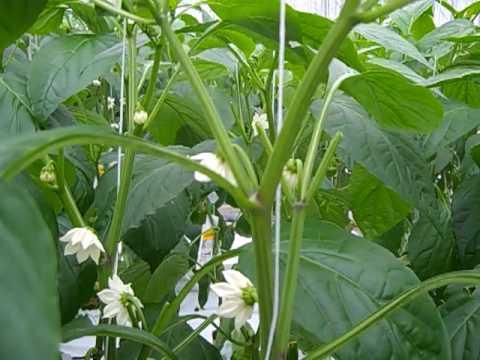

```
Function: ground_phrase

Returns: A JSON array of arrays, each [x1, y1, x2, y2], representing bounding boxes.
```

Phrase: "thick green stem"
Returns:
[[305, 271, 480, 359], [147, 0, 253, 195], [274, 205, 306, 355], [356, 0, 416, 22], [57, 150, 86, 228], [250, 209, 273, 358], [259, 0, 361, 206]]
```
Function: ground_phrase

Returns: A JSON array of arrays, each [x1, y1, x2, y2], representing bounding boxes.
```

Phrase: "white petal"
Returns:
[[59, 230, 73, 243], [92, 238, 105, 253], [64, 241, 81, 256], [211, 282, 242, 298], [191, 152, 216, 163], [103, 302, 122, 318], [86, 246, 101, 265], [108, 275, 125, 292], [98, 289, 119, 304], [218, 298, 244, 318], [222, 270, 252, 289], [234, 306, 253, 330], [116, 308, 131, 327], [76, 249, 90, 264], [194, 171, 212, 183]]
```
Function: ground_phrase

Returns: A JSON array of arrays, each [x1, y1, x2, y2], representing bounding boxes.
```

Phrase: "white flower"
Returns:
[[133, 110, 148, 125], [211, 270, 257, 330], [191, 152, 237, 186], [98, 275, 143, 327], [92, 79, 101, 87], [60, 227, 105, 265], [107, 96, 115, 110], [251, 113, 269, 137]]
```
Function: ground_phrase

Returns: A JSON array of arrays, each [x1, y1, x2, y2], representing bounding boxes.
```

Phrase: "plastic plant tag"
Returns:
[[196, 214, 219, 269]]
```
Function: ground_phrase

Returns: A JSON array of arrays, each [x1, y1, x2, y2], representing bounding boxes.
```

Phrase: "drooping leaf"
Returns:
[[240, 220, 450, 360], [0, 0, 47, 49], [0, 181, 60, 359], [349, 164, 411, 239], [341, 70, 443, 133], [440, 288, 480, 360], [452, 175, 480, 268], [422, 66, 480, 87], [354, 23, 430, 67], [29, 34, 120, 119]]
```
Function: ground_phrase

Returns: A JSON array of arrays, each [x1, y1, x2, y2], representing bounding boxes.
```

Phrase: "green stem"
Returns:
[[356, 0, 416, 22], [305, 132, 342, 203], [305, 271, 480, 359], [250, 209, 273, 358], [56, 150, 86, 228], [300, 75, 350, 200], [147, 0, 253, 195], [258, 0, 361, 206], [91, 0, 155, 24], [104, 31, 137, 256], [274, 205, 306, 355], [62, 324, 176, 359], [143, 45, 162, 111]]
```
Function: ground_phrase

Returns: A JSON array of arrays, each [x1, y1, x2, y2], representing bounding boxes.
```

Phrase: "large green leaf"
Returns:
[[0, 181, 60, 359], [423, 102, 480, 157], [0, 0, 47, 49], [389, 0, 433, 35], [318, 95, 454, 277], [349, 164, 411, 239], [440, 288, 480, 360], [240, 220, 450, 360], [341, 70, 443, 133], [442, 76, 480, 108], [452, 175, 480, 268], [354, 23, 430, 67], [28, 34, 119, 119]]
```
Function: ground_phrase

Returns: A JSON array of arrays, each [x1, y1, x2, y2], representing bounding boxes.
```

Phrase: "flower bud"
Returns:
[[133, 110, 148, 125], [40, 162, 57, 185], [92, 79, 101, 87], [283, 158, 302, 193]]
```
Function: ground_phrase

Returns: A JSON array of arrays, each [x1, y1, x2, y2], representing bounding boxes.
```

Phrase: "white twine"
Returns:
[[112, 19, 128, 277], [265, 0, 287, 358]]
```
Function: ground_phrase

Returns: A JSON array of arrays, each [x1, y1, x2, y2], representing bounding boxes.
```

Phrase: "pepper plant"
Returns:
[[2, 0, 480, 359]]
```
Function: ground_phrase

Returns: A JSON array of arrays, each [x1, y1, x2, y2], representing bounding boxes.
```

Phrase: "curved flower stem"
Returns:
[[305, 271, 480, 359], [137, 249, 242, 360], [300, 74, 351, 200], [146, 0, 254, 196], [56, 150, 86, 228]]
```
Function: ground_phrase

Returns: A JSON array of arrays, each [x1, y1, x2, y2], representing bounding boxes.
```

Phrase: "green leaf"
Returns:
[[122, 155, 194, 233], [442, 76, 480, 108], [0, 0, 47, 49], [354, 23, 430, 67], [423, 102, 480, 157], [341, 70, 443, 133], [30, 2, 65, 35], [440, 288, 480, 360], [0, 181, 60, 359], [422, 66, 480, 87], [29, 34, 119, 119], [0, 71, 36, 135], [452, 175, 480, 268], [319, 95, 454, 277], [389, 0, 433, 35], [349, 164, 411, 239], [240, 220, 450, 360], [367, 57, 426, 84]]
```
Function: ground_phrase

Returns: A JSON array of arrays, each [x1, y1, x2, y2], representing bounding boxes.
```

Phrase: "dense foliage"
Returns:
[[2, 0, 480, 359]]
